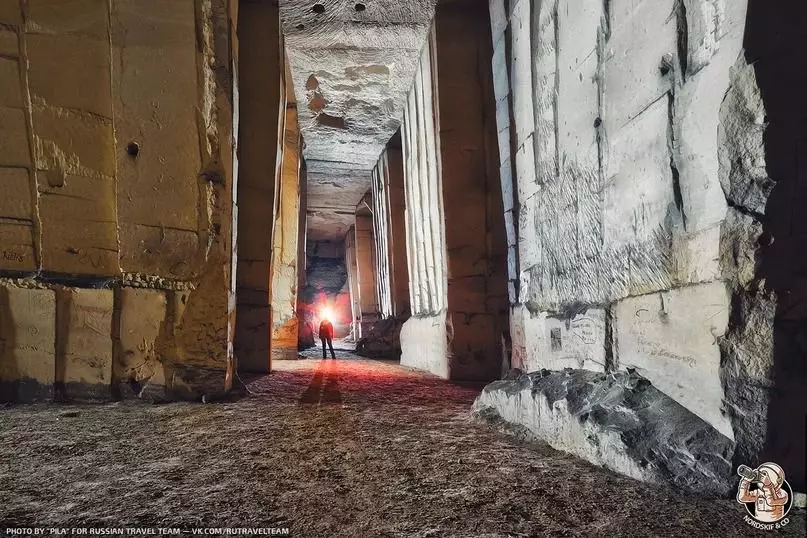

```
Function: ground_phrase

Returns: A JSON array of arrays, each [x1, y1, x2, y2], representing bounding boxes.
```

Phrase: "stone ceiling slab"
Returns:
[[306, 166, 372, 239]]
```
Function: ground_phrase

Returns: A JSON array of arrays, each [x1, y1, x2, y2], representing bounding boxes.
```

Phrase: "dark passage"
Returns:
[[745, 0, 807, 492]]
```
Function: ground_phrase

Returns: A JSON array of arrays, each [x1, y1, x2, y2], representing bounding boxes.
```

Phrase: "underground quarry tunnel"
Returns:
[[0, 0, 805, 535]]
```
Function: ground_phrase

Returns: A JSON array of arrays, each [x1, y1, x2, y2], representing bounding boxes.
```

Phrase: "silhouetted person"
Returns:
[[319, 318, 336, 359]]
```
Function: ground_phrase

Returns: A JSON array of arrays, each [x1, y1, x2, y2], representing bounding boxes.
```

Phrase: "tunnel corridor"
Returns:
[[235, 0, 509, 382], [0, 0, 806, 532]]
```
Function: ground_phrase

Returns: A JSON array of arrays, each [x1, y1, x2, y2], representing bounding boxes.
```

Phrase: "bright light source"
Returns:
[[319, 306, 334, 322]]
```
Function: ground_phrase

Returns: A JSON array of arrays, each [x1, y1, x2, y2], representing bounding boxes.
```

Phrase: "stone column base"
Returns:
[[400, 312, 449, 379], [271, 347, 301, 361]]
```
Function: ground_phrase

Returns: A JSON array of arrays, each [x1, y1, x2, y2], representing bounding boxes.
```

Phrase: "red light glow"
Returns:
[[319, 306, 334, 322]]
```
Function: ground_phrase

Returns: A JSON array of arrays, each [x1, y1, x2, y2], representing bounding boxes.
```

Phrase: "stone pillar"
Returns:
[[296, 160, 309, 347], [371, 153, 393, 319], [399, 8, 507, 382], [269, 104, 301, 361], [385, 144, 410, 318], [344, 228, 361, 341], [488, 0, 518, 309], [399, 32, 450, 379], [436, 3, 508, 381], [234, 0, 283, 373], [355, 211, 379, 337]]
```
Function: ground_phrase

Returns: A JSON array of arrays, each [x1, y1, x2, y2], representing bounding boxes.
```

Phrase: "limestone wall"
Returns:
[[0, 0, 238, 402], [730, 0, 807, 490], [351, 143, 411, 358], [435, 1, 509, 381], [488, 0, 802, 476]]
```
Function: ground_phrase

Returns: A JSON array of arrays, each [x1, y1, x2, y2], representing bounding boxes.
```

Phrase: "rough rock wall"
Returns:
[[490, 0, 803, 489], [234, 0, 283, 373], [400, 36, 447, 316], [399, 4, 508, 381], [724, 0, 807, 491], [492, 0, 744, 435], [474, 369, 736, 496], [0, 0, 237, 402], [270, 104, 302, 360]]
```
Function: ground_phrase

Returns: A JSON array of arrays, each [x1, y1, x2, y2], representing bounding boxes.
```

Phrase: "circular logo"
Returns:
[[737, 462, 793, 528]]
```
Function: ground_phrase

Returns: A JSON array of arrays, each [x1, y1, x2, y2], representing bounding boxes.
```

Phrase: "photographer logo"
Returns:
[[736, 462, 793, 530]]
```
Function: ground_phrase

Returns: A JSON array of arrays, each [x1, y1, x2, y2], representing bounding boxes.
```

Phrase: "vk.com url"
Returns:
[[189, 530, 289, 536]]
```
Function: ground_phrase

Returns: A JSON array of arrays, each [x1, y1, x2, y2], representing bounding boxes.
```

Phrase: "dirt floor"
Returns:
[[1, 349, 804, 537]]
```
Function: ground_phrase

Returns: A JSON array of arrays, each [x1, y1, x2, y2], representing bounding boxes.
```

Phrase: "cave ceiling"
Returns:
[[279, 0, 437, 240]]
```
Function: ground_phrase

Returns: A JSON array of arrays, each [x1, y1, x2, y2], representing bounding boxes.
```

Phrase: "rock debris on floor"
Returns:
[[1, 356, 804, 537]]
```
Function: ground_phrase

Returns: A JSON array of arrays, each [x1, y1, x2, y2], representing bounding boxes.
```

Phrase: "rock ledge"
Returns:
[[473, 369, 735, 496]]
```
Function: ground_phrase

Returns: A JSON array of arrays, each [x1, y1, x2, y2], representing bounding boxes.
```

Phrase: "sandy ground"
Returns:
[[0, 352, 804, 537]]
